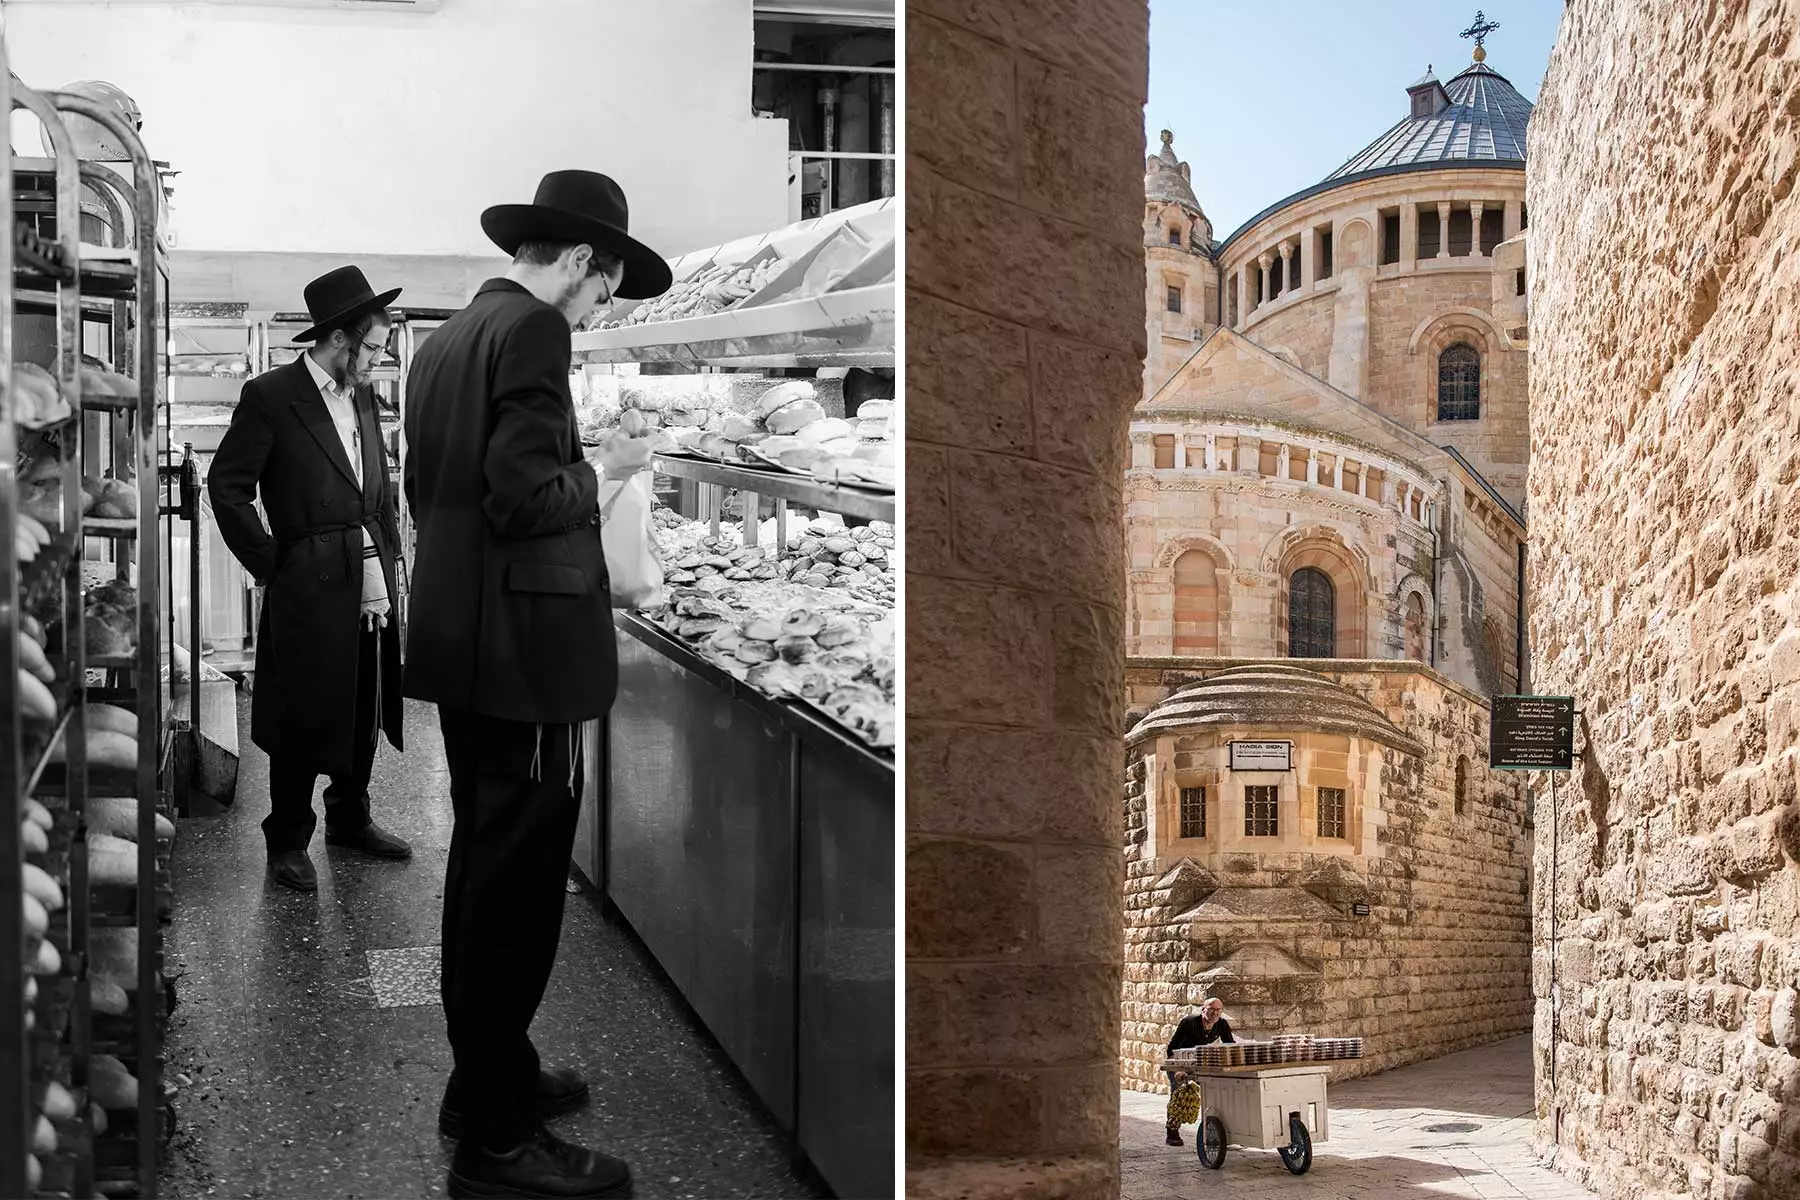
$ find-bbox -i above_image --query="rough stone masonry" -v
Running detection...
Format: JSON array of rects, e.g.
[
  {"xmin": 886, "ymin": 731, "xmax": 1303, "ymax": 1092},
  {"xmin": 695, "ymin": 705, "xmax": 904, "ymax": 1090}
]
[
  {"xmin": 904, "ymin": 0, "xmax": 1149, "ymax": 1196},
  {"xmin": 1529, "ymin": 2, "xmax": 1800, "ymax": 1197}
]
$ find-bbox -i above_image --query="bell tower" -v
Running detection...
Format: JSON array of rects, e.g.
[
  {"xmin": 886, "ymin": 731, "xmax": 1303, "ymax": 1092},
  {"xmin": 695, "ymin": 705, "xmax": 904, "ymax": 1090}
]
[{"xmin": 1143, "ymin": 130, "xmax": 1218, "ymax": 397}]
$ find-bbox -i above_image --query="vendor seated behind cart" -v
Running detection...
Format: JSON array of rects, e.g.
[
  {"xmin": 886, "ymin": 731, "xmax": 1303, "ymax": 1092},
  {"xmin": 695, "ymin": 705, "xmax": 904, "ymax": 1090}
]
[{"xmin": 1164, "ymin": 996, "xmax": 1234, "ymax": 1147}]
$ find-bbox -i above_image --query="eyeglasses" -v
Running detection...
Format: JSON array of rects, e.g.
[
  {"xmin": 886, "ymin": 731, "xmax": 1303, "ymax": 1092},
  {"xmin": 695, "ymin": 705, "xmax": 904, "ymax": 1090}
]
[{"xmin": 355, "ymin": 337, "xmax": 388, "ymax": 360}]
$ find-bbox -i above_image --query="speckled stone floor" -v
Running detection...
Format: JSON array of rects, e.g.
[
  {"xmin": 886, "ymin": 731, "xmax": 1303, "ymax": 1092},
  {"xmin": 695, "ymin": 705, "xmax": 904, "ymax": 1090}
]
[{"xmin": 158, "ymin": 694, "xmax": 827, "ymax": 1199}]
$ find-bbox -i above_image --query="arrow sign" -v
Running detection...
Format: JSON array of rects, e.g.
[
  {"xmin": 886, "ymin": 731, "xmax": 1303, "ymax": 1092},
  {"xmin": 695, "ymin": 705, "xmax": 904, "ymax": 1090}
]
[{"xmin": 1490, "ymin": 695, "xmax": 1575, "ymax": 771}]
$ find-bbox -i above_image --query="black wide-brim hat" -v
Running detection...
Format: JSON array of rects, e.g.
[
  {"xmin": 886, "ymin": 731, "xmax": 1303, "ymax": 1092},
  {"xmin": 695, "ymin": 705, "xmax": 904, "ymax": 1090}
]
[
  {"xmin": 293, "ymin": 265, "xmax": 402, "ymax": 343},
  {"xmin": 481, "ymin": 170, "xmax": 673, "ymax": 300}
]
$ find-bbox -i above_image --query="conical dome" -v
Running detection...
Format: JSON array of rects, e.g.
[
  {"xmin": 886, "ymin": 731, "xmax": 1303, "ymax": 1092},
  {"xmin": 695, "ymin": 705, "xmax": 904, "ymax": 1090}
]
[{"xmin": 1145, "ymin": 128, "xmax": 1203, "ymax": 213}]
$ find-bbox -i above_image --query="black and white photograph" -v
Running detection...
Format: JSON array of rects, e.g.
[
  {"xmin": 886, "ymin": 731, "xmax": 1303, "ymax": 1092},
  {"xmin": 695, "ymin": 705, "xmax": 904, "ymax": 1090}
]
[{"xmin": 0, "ymin": 1, "xmax": 893, "ymax": 1196}]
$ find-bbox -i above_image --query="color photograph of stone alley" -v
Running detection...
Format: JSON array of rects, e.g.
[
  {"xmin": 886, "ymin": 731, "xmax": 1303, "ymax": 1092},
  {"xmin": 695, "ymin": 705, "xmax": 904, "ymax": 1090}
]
[{"xmin": 906, "ymin": 2, "xmax": 1800, "ymax": 1198}]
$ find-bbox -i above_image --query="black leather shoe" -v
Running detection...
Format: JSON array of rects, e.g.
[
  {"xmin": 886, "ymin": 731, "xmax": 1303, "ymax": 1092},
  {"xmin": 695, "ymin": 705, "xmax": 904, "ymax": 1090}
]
[
  {"xmin": 268, "ymin": 851, "xmax": 317, "ymax": 893},
  {"xmin": 448, "ymin": 1127, "xmax": 631, "ymax": 1198},
  {"xmin": 1166, "ymin": 1125, "xmax": 1183, "ymax": 1147},
  {"xmin": 324, "ymin": 820, "xmax": 413, "ymax": 859},
  {"xmin": 440, "ymin": 1067, "xmax": 591, "ymax": 1140}
]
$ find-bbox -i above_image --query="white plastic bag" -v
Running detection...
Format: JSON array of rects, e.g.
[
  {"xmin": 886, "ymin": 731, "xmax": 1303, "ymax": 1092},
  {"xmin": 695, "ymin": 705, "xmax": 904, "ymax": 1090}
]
[{"xmin": 598, "ymin": 473, "xmax": 664, "ymax": 610}]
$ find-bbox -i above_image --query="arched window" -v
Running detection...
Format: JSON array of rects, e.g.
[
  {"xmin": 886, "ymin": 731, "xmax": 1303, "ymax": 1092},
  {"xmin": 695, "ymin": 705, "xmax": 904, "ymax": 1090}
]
[
  {"xmin": 1437, "ymin": 343, "xmax": 1481, "ymax": 421},
  {"xmin": 1169, "ymin": 226, "xmax": 1183, "ymax": 246},
  {"xmin": 1404, "ymin": 593, "xmax": 1427, "ymax": 661},
  {"xmin": 1288, "ymin": 567, "xmax": 1335, "ymax": 658},
  {"xmin": 1172, "ymin": 551, "xmax": 1219, "ymax": 656}
]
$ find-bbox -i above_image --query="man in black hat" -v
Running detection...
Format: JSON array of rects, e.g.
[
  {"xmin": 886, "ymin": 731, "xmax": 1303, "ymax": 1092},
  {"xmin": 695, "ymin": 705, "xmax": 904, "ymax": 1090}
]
[
  {"xmin": 403, "ymin": 170, "xmax": 671, "ymax": 1198},
  {"xmin": 210, "ymin": 266, "xmax": 413, "ymax": 893}
]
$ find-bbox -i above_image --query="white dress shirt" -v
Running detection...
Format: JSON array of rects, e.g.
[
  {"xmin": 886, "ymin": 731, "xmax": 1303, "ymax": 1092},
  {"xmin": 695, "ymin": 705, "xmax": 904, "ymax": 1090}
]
[{"xmin": 303, "ymin": 351, "xmax": 389, "ymax": 611}]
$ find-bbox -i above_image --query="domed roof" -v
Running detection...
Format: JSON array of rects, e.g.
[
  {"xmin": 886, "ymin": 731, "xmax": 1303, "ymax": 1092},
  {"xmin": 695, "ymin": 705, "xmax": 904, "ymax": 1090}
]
[
  {"xmin": 1126, "ymin": 663, "xmax": 1424, "ymax": 755},
  {"xmin": 1323, "ymin": 59, "xmax": 1532, "ymax": 182},
  {"xmin": 1220, "ymin": 53, "xmax": 1532, "ymax": 250},
  {"xmin": 1145, "ymin": 129, "xmax": 1203, "ymax": 213}
]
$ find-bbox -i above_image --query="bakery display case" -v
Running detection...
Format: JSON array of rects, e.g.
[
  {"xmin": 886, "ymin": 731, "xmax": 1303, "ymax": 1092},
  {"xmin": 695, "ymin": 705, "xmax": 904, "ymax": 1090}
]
[{"xmin": 567, "ymin": 203, "xmax": 894, "ymax": 1200}]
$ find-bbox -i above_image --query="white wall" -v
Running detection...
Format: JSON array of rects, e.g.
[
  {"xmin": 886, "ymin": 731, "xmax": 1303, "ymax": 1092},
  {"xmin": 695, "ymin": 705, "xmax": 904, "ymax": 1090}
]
[{"xmin": 3, "ymin": 0, "xmax": 790, "ymax": 259}]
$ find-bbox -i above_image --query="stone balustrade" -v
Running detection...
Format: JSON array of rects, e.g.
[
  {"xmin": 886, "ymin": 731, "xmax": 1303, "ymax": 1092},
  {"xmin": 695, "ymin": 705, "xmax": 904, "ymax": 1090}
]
[{"xmin": 1129, "ymin": 421, "xmax": 1440, "ymax": 531}]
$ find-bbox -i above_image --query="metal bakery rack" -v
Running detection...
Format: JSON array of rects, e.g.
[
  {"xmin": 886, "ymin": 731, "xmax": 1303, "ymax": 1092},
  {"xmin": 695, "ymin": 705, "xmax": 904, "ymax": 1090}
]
[{"xmin": 2, "ymin": 49, "xmax": 186, "ymax": 1199}]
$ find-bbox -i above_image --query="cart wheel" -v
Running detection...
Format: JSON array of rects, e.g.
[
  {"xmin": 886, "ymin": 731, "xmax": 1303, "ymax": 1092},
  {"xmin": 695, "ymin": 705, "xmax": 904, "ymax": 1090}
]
[
  {"xmin": 1277, "ymin": 1112, "xmax": 1312, "ymax": 1175},
  {"xmin": 1197, "ymin": 1114, "xmax": 1227, "ymax": 1169}
]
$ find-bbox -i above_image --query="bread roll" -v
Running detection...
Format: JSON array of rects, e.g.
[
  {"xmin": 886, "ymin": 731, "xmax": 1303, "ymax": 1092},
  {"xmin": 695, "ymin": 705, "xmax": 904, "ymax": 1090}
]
[
  {"xmin": 755, "ymin": 381, "xmax": 816, "ymax": 419},
  {"xmin": 766, "ymin": 398, "xmax": 827, "ymax": 435},
  {"xmin": 796, "ymin": 417, "xmax": 855, "ymax": 445}
]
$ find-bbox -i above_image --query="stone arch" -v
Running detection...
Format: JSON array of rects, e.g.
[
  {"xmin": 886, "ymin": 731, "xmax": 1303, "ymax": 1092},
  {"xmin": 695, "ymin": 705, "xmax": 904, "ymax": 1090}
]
[
  {"xmin": 1336, "ymin": 217, "xmax": 1374, "ymax": 270},
  {"xmin": 1259, "ymin": 522, "xmax": 1372, "ymax": 579},
  {"xmin": 1407, "ymin": 307, "xmax": 1515, "ymax": 355},
  {"xmin": 1267, "ymin": 528, "xmax": 1369, "ymax": 659},
  {"xmin": 1395, "ymin": 572, "xmax": 1433, "ymax": 663},
  {"xmin": 1151, "ymin": 536, "xmax": 1233, "ymax": 658},
  {"xmin": 1155, "ymin": 535, "xmax": 1234, "ymax": 572},
  {"xmin": 1481, "ymin": 612, "xmax": 1513, "ymax": 694}
]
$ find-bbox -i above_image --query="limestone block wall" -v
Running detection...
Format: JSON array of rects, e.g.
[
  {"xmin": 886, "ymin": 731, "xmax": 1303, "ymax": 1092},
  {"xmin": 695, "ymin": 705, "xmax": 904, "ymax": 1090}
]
[
  {"xmin": 1124, "ymin": 469, "xmax": 1413, "ymax": 660},
  {"xmin": 1528, "ymin": 2, "xmax": 1800, "ymax": 1196},
  {"xmin": 1237, "ymin": 289, "xmax": 1335, "ymax": 383},
  {"xmin": 1145, "ymin": 239, "xmax": 1217, "ymax": 393},
  {"xmin": 1367, "ymin": 271, "xmax": 1529, "ymax": 509},
  {"xmin": 906, "ymin": 0, "xmax": 1147, "ymax": 1195},
  {"xmin": 1120, "ymin": 661, "xmax": 1533, "ymax": 1089}
]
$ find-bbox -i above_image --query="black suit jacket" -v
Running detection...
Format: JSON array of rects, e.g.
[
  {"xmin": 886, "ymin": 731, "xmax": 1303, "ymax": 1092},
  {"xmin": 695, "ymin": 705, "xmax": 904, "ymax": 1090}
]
[
  {"xmin": 208, "ymin": 355, "xmax": 404, "ymax": 774},
  {"xmin": 401, "ymin": 279, "xmax": 615, "ymax": 724}
]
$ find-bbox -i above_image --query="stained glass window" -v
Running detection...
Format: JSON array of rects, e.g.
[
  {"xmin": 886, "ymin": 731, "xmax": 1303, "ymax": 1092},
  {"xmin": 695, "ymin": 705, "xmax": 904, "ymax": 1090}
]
[
  {"xmin": 1289, "ymin": 568, "xmax": 1335, "ymax": 658},
  {"xmin": 1437, "ymin": 343, "xmax": 1481, "ymax": 421}
]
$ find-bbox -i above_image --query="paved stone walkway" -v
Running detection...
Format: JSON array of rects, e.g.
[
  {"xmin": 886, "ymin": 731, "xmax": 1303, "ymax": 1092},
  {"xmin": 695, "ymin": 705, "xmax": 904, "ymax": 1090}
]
[{"xmin": 1121, "ymin": 1036, "xmax": 1597, "ymax": 1199}]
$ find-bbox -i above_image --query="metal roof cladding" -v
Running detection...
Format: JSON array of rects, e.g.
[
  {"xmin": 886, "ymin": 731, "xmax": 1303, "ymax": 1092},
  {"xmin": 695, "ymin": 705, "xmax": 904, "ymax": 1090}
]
[
  {"xmin": 1219, "ymin": 59, "xmax": 1534, "ymax": 251},
  {"xmin": 1325, "ymin": 61, "xmax": 1533, "ymax": 180}
]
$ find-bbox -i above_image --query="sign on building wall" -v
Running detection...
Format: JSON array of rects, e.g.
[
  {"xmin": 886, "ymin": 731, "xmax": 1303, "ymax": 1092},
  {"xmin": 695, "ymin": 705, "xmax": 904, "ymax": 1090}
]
[
  {"xmin": 1229, "ymin": 740, "xmax": 1293, "ymax": 771},
  {"xmin": 1489, "ymin": 695, "xmax": 1574, "ymax": 770}
]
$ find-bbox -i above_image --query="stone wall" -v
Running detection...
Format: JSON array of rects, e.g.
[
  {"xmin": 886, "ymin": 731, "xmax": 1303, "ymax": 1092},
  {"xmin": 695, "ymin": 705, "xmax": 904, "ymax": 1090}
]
[
  {"xmin": 1528, "ymin": 2, "xmax": 1800, "ymax": 1197},
  {"xmin": 1238, "ymin": 288, "xmax": 1335, "ymax": 383},
  {"xmin": 1365, "ymin": 270, "xmax": 1529, "ymax": 508},
  {"xmin": 906, "ymin": 0, "xmax": 1148, "ymax": 1195},
  {"xmin": 1121, "ymin": 660, "xmax": 1533, "ymax": 1089}
]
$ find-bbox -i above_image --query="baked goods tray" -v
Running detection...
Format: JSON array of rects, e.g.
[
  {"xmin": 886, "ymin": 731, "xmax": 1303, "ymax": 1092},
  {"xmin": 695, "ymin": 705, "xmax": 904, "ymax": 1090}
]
[{"xmin": 568, "ymin": 284, "xmax": 894, "ymax": 369}]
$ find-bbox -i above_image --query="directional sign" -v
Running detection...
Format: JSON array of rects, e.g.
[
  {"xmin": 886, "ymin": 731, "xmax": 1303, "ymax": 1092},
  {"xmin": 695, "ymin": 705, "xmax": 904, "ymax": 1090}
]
[
  {"xmin": 1489, "ymin": 695, "xmax": 1575, "ymax": 771},
  {"xmin": 1230, "ymin": 740, "xmax": 1293, "ymax": 772}
]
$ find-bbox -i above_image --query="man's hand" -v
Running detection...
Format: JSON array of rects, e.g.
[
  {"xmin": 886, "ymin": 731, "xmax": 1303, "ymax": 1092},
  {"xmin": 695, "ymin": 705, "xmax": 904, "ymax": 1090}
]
[
  {"xmin": 587, "ymin": 431, "xmax": 654, "ymax": 480},
  {"xmin": 361, "ymin": 597, "xmax": 390, "ymax": 631}
]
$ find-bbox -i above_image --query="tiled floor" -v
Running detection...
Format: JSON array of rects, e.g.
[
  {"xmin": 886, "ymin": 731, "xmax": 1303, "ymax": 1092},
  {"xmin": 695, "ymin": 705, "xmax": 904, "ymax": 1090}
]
[
  {"xmin": 158, "ymin": 694, "xmax": 826, "ymax": 1199},
  {"xmin": 1122, "ymin": 1037, "xmax": 1598, "ymax": 1199}
]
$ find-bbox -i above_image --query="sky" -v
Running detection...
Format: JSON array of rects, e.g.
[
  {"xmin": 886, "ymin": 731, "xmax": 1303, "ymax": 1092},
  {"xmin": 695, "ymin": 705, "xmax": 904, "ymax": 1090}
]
[{"xmin": 1146, "ymin": 1, "xmax": 1568, "ymax": 241}]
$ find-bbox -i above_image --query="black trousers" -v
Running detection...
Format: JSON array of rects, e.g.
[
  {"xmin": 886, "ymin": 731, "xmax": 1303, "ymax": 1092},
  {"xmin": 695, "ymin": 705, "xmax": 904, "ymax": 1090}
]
[
  {"xmin": 263, "ymin": 627, "xmax": 381, "ymax": 854},
  {"xmin": 437, "ymin": 706, "xmax": 585, "ymax": 1148}
]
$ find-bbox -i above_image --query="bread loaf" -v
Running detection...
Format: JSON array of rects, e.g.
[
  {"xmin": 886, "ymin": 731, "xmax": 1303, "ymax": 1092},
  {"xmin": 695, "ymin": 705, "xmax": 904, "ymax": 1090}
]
[{"xmin": 765, "ymin": 398, "xmax": 826, "ymax": 435}]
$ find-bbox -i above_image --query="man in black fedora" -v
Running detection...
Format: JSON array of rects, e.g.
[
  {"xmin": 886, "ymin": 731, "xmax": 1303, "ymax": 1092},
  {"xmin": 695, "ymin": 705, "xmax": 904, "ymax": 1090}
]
[
  {"xmin": 404, "ymin": 170, "xmax": 669, "ymax": 1198},
  {"xmin": 210, "ymin": 266, "xmax": 413, "ymax": 893}
]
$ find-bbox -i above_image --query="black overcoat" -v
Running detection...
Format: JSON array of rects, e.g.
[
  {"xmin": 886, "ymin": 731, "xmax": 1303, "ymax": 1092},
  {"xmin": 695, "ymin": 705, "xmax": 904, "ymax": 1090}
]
[
  {"xmin": 401, "ymin": 279, "xmax": 616, "ymax": 724},
  {"xmin": 208, "ymin": 356, "xmax": 405, "ymax": 775}
]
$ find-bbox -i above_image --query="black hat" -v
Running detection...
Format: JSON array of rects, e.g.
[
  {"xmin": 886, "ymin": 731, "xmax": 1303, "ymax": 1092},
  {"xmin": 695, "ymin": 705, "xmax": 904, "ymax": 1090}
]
[
  {"xmin": 481, "ymin": 170, "xmax": 673, "ymax": 300},
  {"xmin": 293, "ymin": 266, "xmax": 402, "ymax": 343}
]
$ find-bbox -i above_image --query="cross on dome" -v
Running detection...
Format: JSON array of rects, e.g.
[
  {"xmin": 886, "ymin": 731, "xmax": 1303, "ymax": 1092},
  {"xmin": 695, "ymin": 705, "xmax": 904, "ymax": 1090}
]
[{"xmin": 1460, "ymin": 10, "xmax": 1500, "ymax": 62}]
